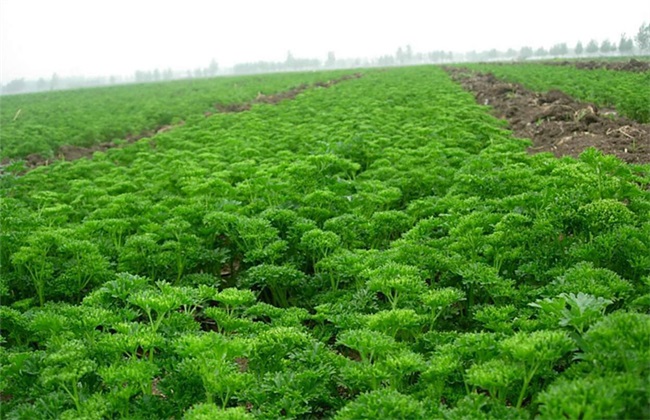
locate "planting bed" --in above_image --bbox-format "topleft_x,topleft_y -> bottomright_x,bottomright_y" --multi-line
1,66 -> 648,419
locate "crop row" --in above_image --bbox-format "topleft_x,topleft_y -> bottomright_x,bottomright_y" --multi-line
1,66 -> 649,419
461,63 -> 650,123
0,70 -> 352,160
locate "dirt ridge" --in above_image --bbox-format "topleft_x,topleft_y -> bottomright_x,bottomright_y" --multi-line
445,67 -> 650,164
544,58 -> 650,73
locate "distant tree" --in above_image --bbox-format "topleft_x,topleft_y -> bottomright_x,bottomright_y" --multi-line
2,78 -> 26,94
519,46 -> 533,59
635,22 -> 650,52
600,39 -> 614,53
486,49 -> 499,60
153,69 -> 161,81
288,57 -> 320,69
396,47 -> 405,64
618,34 -> 634,53
377,55 -> 395,66
575,41 -> 584,55
285,51 -> 296,68
428,50 -> 449,62
50,73 -> 60,90
135,70 -> 148,83
207,59 -> 219,76
549,43 -> 568,56
534,47 -> 548,57
405,45 -> 413,62
326,51 -> 336,67
505,48 -> 517,58
163,68 -> 174,80
585,39 -> 599,54
36,78 -> 48,91
193,68 -> 203,78
466,50 -> 479,61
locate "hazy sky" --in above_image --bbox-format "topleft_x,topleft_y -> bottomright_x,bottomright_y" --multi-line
1,0 -> 648,82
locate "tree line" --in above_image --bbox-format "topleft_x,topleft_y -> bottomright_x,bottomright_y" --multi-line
3,23 -> 649,95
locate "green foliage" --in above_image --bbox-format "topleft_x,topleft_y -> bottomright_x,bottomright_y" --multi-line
537,373 -> 650,419
422,287 -> 465,330
451,330 -> 573,409
335,388 -> 428,420
215,288 -> 257,314
499,330 -> 574,408
364,262 -> 427,310
368,210 -> 414,248
454,261 -> 515,309
40,339 -> 98,413
579,312 -> 650,375
549,262 -> 633,300
184,404 -> 254,420
473,304 -> 516,333
248,327 -> 311,373
2,65 -> 649,418
0,70 -> 354,159
175,333 -> 250,409
337,328 -> 397,364
466,359 -> 520,403
128,281 -> 200,335
240,264 -> 307,307
323,214 -> 370,249
299,228 -> 341,266
530,292 -> 612,335
443,393 -> 528,419
577,199 -> 636,236
234,217 -> 288,265
10,229 -> 111,305
364,309 -> 422,340
119,234 -> 161,279
99,358 -> 159,417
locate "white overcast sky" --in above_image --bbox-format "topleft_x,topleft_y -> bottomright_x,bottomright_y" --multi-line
1,0 -> 648,82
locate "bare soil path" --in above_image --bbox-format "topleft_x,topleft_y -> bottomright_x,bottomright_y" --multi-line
545,58 -> 650,73
445,67 -> 650,164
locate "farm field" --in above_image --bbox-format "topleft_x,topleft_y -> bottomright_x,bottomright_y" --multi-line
0,70 -> 354,161
1,65 -> 649,419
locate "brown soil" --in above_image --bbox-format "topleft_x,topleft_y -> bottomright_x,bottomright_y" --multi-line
215,72 -> 362,112
3,73 -> 363,173
545,58 -> 650,73
12,122 -> 176,170
212,85 -> 310,113
446,67 -> 650,164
